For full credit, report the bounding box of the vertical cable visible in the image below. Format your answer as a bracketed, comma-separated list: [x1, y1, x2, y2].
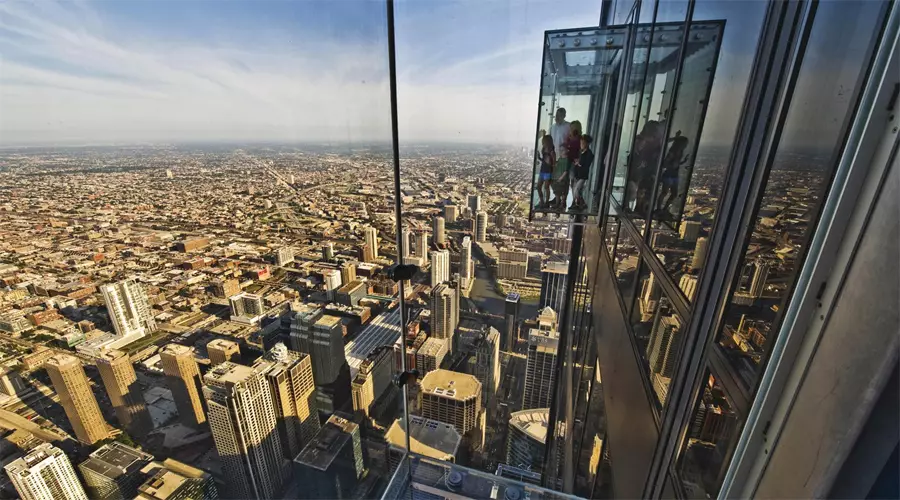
[385, 0, 412, 465]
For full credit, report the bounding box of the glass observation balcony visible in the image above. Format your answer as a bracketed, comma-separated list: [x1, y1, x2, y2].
[531, 21, 723, 220]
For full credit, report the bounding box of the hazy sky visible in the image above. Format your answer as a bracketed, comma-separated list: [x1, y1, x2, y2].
[0, 0, 875, 148]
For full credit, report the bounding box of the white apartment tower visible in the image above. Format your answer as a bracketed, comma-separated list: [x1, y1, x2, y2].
[100, 279, 156, 339]
[431, 250, 450, 287]
[5, 443, 88, 500]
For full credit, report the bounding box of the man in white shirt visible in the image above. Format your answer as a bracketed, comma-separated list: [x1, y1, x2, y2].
[549, 108, 570, 154]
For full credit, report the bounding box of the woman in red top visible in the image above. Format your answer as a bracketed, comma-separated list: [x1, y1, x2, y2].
[553, 120, 582, 209]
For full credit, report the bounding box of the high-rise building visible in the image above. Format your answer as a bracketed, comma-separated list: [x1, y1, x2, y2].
[295, 414, 364, 500]
[96, 349, 153, 436]
[646, 312, 682, 402]
[523, 310, 559, 410]
[415, 229, 429, 261]
[358, 244, 375, 263]
[539, 261, 568, 314]
[431, 283, 459, 353]
[45, 354, 109, 444]
[292, 311, 351, 414]
[473, 327, 500, 411]
[364, 226, 379, 260]
[467, 194, 481, 214]
[639, 270, 662, 320]
[322, 269, 342, 300]
[430, 249, 450, 286]
[321, 242, 334, 261]
[679, 221, 702, 243]
[444, 204, 458, 223]
[350, 345, 394, 416]
[504, 292, 521, 351]
[159, 344, 207, 428]
[401, 228, 412, 258]
[433, 216, 446, 246]
[277, 246, 295, 266]
[79, 443, 153, 500]
[261, 343, 321, 460]
[385, 416, 461, 471]
[135, 458, 218, 500]
[206, 338, 240, 365]
[506, 408, 562, 476]
[475, 211, 488, 243]
[336, 279, 366, 307]
[419, 369, 482, 436]
[749, 259, 770, 298]
[459, 236, 474, 288]
[203, 362, 286, 500]
[498, 247, 528, 279]
[5, 442, 87, 500]
[211, 279, 241, 299]
[691, 237, 709, 271]
[100, 279, 157, 339]
[229, 292, 264, 323]
[415, 337, 448, 375]
[340, 261, 357, 285]
[679, 274, 699, 302]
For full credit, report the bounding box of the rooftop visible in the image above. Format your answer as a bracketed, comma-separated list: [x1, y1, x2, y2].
[385, 416, 461, 460]
[5, 443, 64, 476]
[203, 361, 255, 386]
[80, 442, 152, 480]
[345, 308, 402, 378]
[420, 369, 481, 401]
[294, 415, 358, 472]
[509, 408, 566, 443]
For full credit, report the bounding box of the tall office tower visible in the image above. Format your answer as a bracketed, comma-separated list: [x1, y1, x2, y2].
[431, 249, 450, 286]
[646, 310, 682, 402]
[640, 271, 662, 320]
[359, 244, 375, 263]
[498, 248, 529, 279]
[444, 204, 458, 223]
[340, 261, 357, 285]
[415, 337, 448, 376]
[475, 211, 488, 243]
[207, 338, 240, 365]
[749, 259, 770, 299]
[539, 260, 568, 313]
[229, 292, 264, 322]
[433, 216, 446, 246]
[211, 278, 241, 299]
[419, 369, 482, 435]
[261, 343, 320, 460]
[203, 362, 286, 500]
[159, 344, 207, 428]
[96, 349, 153, 436]
[415, 230, 429, 261]
[45, 355, 109, 444]
[100, 279, 157, 339]
[165, 169, 174, 179]
[401, 228, 413, 258]
[288, 304, 321, 352]
[691, 237, 709, 271]
[323, 269, 342, 300]
[350, 345, 394, 416]
[431, 283, 459, 354]
[467, 194, 481, 214]
[523, 312, 560, 410]
[505, 408, 562, 476]
[293, 311, 351, 413]
[135, 458, 218, 500]
[473, 327, 500, 411]
[679, 274, 699, 302]
[79, 443, 153, 500]
[277, 246, 295, 266]
[295, 414, 364, 500]
[364, 226, 379, 260]
[505, 292, 521, 351]
[459, 236, 474, 288]
[5, 443, 88, 500]
[679, 220, 702, 243]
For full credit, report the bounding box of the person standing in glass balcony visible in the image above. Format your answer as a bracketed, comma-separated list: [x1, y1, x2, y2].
[549, 109, 570, 209]
[570, 134, 594, 211]
[552, 120, 582, 209]
[537, 134, 556, 209]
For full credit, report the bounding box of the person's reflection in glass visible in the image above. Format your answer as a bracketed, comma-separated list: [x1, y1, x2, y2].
[628, 120, 664, 215]
[656, 131, 690, 218]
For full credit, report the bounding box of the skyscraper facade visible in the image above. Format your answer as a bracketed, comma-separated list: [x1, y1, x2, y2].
[473, 327, 500, 411]
[79, 443, 153, 500]
[295, 414, 364, 500]
[419, 369, 482, 436]
[539, 261, 568, 314]
[401, 228, 412, 258]
[415, 229, 429, 261]
[467, 194, 481, 214]
[364, 226, 378, 260]
[498, 247, 528, 279]
[340, 261, 357, 285]
[691, 237, 709, 271]
[261, 343, 321, 460]
[45, 354, 109, 444]
[430, 249, 449, 286]
[206, 338, 241, 365]
[504, 292, 521, 351]
[203, 362, 285, 500]
[459, 236, 474, 289]
[96, 349, 153, 436]
[100, 279, 157, 339]
[475, 211, 488, 243]
[6, 443, 87, 500]
[159, 344, 207, 428]
[433, 216, 446, 247]
[292, 311, 351, 413]
[443, 204, 458, 223]
[431, 283, 459, 353]
[229, 292, 264, 322]
[522, 310, 559, 410]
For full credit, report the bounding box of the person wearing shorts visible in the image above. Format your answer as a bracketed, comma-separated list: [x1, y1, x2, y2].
[536, 134, 556, 209]
[570, 134, 594, 211]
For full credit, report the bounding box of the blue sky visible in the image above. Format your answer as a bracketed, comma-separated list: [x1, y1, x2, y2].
[0, 0, 866, 148]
